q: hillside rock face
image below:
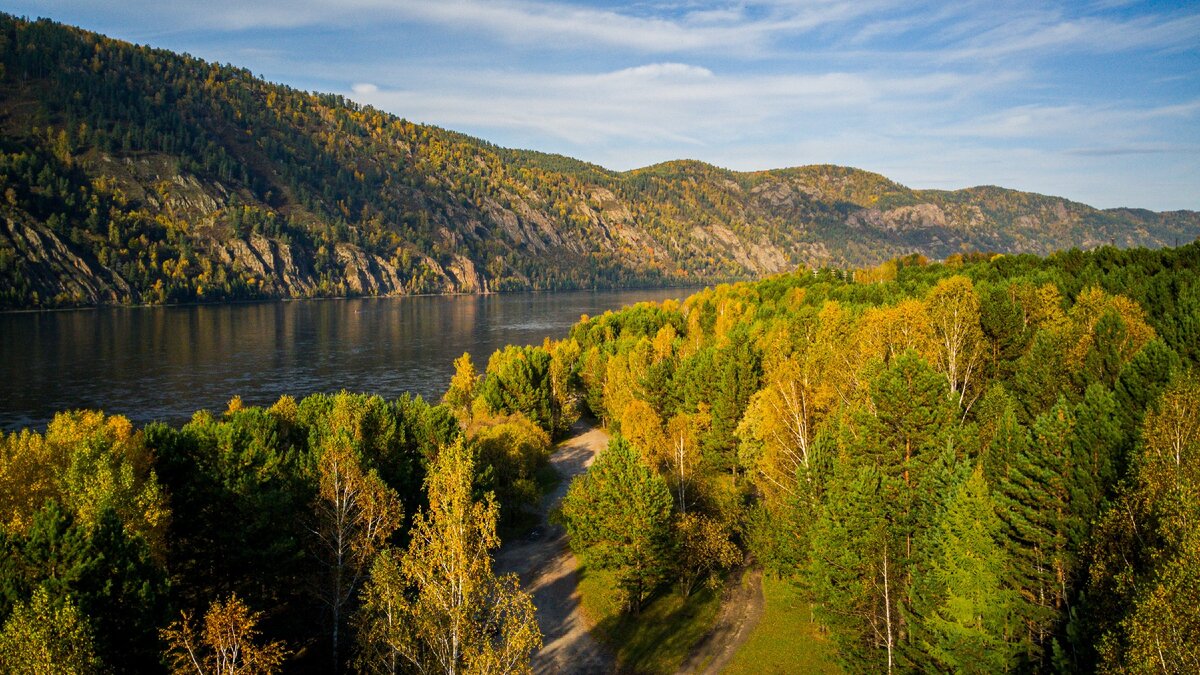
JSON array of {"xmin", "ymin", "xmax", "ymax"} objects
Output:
[{"xmin": 0, "ymin": 14, "xmax": 1197, "ymax": 308}]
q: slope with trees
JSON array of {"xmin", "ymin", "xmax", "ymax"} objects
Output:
[{"xmin": 1, "ymin": 14, "xmax": 1198, "ymax": 309}]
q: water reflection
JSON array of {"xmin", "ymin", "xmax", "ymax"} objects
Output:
[{"xmin": 0, "ymin": 288, "xmax": 695, "ymax": 430}]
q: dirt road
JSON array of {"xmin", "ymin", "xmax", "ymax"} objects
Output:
[
  {"xmin": 495, "ymin": 421, "xmax": 615, "ymax": 675},
  {"xmin": 676, "ymin": 564, "xmax": 766, "ymax": 675}
]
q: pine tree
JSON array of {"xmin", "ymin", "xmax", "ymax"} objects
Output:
[
  {"xmin": 809, "ymin": 462, "xmax": 902, "ymax": 673},
  {"xmin": 1112, "ymin": 339, "xmax": 1179, "ymax": 449},
  {"xmin": 923, "ymin": 467, "xmax": 1020, "ymax": 673},
  {"xmin": 993, "ymin": 397, "xmax": 1076, "ymax": 661},
  {"xmin": 559, "ymin": 436, "xmax": 674, "ymax": 612},
  {"xmin": 1068, "ymin": 384, "xmax": 1123, "ymax": 534}
]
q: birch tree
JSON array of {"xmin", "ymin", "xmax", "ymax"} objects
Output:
[
  {"xmin": 355, "ymin": 440, "xmax": 540, "ymax": 674},
  {"xmin": 311, "ymin": 434, "xmax": 403, "ymax": 668},
  {"xmin": 160, "ymin": 594, "xmax": 288, "ymax": 675},
  {"xmin": 926, "ymin": 276, "xmax": 985, "ymax": 410}
]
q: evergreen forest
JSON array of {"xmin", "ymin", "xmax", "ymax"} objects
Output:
[{"xmin": 1, "ymin": 243, "xmax": 1198, "ymax": 673}]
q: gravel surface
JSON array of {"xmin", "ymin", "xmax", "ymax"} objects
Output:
[{"xmin": 495, "ymin": 421, "xmax": 616, "ymax": 675}]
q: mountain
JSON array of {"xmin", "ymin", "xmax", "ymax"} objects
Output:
[{"xmin": 1, "ymin": 15, "xmax": 1196, "ymax": 309}]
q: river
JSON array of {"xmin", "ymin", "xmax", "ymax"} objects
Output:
[{"xmin": 0, "ymin": 288, "xmax": 697, "ymax": 431}]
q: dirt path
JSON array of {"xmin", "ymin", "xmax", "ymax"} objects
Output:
[
  {"xmin": 677, "ymin": 564, "xmax": 766, "ymax": 675},
  {"xmin": 495, "ymin": 420, "xmax": 615, "ymax": 675}
]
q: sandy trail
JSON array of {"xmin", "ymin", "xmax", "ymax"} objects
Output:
[
  {"xmin": 495, "ymin": 421, "xmax": 615, "ymax": 675},
  {"xmin": 676, "ymin": 564, "xmax": 765, "ymax": 675}
]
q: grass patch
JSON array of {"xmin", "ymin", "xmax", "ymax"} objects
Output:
[
  {"xmin": 723, "ymin": 575, "xmax": 840, "ymax": 675},
  {"xmin": 578, "ymin": 566, "xmax": 722, "ymax": 674}
]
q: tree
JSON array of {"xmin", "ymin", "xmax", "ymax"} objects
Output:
[
  {"xmin": 355, "ymin": 440, "xmax": 540, "ymax": 674},
  {"xmin": 809, "ymin": 463, "xmax": 901, "ymax": 673},
  {"xmin": 0, "ymin": 498, "xmax": 170, "ymax": 673},
  {"xmin": 926, "ymin": 276, "xmax": 985, "ymax": 409},
  {"xmin": 311, "ymin": 433, "xmax": 403, "ymax": 668},
  {"xmin": 0, "ymin": 587, "xmax": 99, "ymax": 675},
  {"xmin": 737, "ymin": 352, "xmax": 833, "ymax": 505},
  {"xmin": 1112, "ymin": 339, "xmax": 1179, "ymax": 445},
  {"xmin": 478, "ymin": 345, "xmax": 566, "ymax": 437},
  {"xmin": 1140, "ymin": 370, "xmax": 1200, "ymax": 473},
  {"xmin": 663, "ymin": 411, "xmax": 706, "ymax": 513},
  {"xmin": 705, "ymin": 325, "xmax": 761, "ymax": 467},
  {"xmin": 559, "ymin": 436, "xmax": 674, "ymax": 612},
  {"xmin": 1092, "ymin": 373, "xmax": 1200, "ymax": 672},
  {"xmin": 992, "ymin": 397, "xmax": 1076, "ymax": 659},
  {"xmin": 1110, "ymin": 527, "xmax": 1200, "ymax": 674},
  {"xmin": 922, "ymin": 467, "xmax": 1020, "ymax": 673},
  {"xmin": 160, "ymin": 594, "xmax": 288, "ymax": 675},
  {"xmin": 0, "ymin": 410, "xmax": 168, "ymax": 556},
  {"xmin": 471, "ymin": 412, "xmax": 551, "ymax": 522},
  {"xmin": 442, "ymin": 352, "xmax": 480, "ymax": 414},
  {"xmin": 673, "ymin": 512, "xmax": 740, "ymax": 597}
]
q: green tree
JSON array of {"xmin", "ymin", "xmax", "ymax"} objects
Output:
[
  {"xmin": 1112, "ymin": 339, "xmax": 1179, "ymax": 447},
  {"xmin": 809, "ymin": 463, "xmax": 902, "ymax": 673},
  {"xmin": 0, "ymin": 502, "xmax": 168, "ymax": 673},
  {"xmin": 560, "ymin": 436, "xmax": 674, "ymax": 612},
  {"xmin": 478, "ymin": 345, "xmax": 567, "ymax": 437},
  {"xmin": 993, "ymin": 397, "xmax": 1077, "ymax": 660},
  {"xmin": 705, "ymin": 325, "xmax": 761, "ymax": 467},
  {"xmin": 0, "ymin": 587, "xmax": 99, "ymax": 674},
  {"xmin": 923, "ymin": 467, "xmax": 1020, "ymax": 673}
]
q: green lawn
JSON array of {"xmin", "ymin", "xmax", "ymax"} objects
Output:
[
  {"xmin": 722, "ymin": 575, "xmax": 841, "ymax": 675},
  {"xmin": 578, "ymin": 566, "xmax": 722, "ymax": 674}
]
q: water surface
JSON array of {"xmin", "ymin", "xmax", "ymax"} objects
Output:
[{"xmin": 0, "ymin": 288, "xmax": 695, "ymax": 430}]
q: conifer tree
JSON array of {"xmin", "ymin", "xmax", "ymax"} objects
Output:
[
  {"xmin": 923, "ymin": 467, "xmax": 1020, "ymax": 673},
  {"xmin": 809, "ymin": 463, "xmax": 902, "ymax": 673},
  {"xmin": 993, "ymin": 397, "xmax": 1077, "ymax": 660},
  {"xmin": 559, "ymin": 436, "xmax": 674, "ymax": 612},
  {"xmin": 1112, "ymin": 339, "xmax": 1179, "ymax": 447}
]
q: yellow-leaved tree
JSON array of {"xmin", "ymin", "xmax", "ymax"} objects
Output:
[
  {"xmin": 311, "ymin": 434, "xmax": 403, "ymax": 668},
  {"xmin": 161, "ymin": 594, "xmax": 288, "ymax": 675},
  {"xmin": 356, "ymin": 439, "xmax": 541, "ymax": 674}
]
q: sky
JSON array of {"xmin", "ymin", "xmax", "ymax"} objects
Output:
[{"xmin": 7, "ymin": 1, "xmax": 1200, "ymax": 211}]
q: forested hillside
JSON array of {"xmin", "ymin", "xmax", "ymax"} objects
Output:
[{"xmin": 2, "ymin": 15, "xmax": 1197, "ymax": 309}]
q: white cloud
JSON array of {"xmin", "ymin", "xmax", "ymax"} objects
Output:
[{"xmin": 351, "ymin": 82, "xmax": 379, "ymax": 95}]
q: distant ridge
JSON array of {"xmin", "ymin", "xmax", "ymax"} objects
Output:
[{"xmin": 1, "ymin": 14, "xmax": 1196, "ymax": 308}]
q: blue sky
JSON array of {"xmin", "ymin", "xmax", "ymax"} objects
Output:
[{"xmin": 8, "ymin": 1, "xmax": 1200, "ymax": 210}]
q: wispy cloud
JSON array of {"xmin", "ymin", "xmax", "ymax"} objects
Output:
[
  {"xmin": 946, "ymin": 10, "xmax": 1200, "ymax": 60},
  {"xmin": 935, "ymin": 100, "xmax": 1200, "ymax": 140},
  {"xmin": 345, "ymin": 61, "xmax": 987, "ymax": 146}
]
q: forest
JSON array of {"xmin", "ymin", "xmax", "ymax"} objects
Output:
[
  {"xmin": 2, "ymin": 14, "xmax": 1198, "ymax": 309},
  {"xmin": 0, "ymin": 242, "xmax": 1197, "ymax": 673}
]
